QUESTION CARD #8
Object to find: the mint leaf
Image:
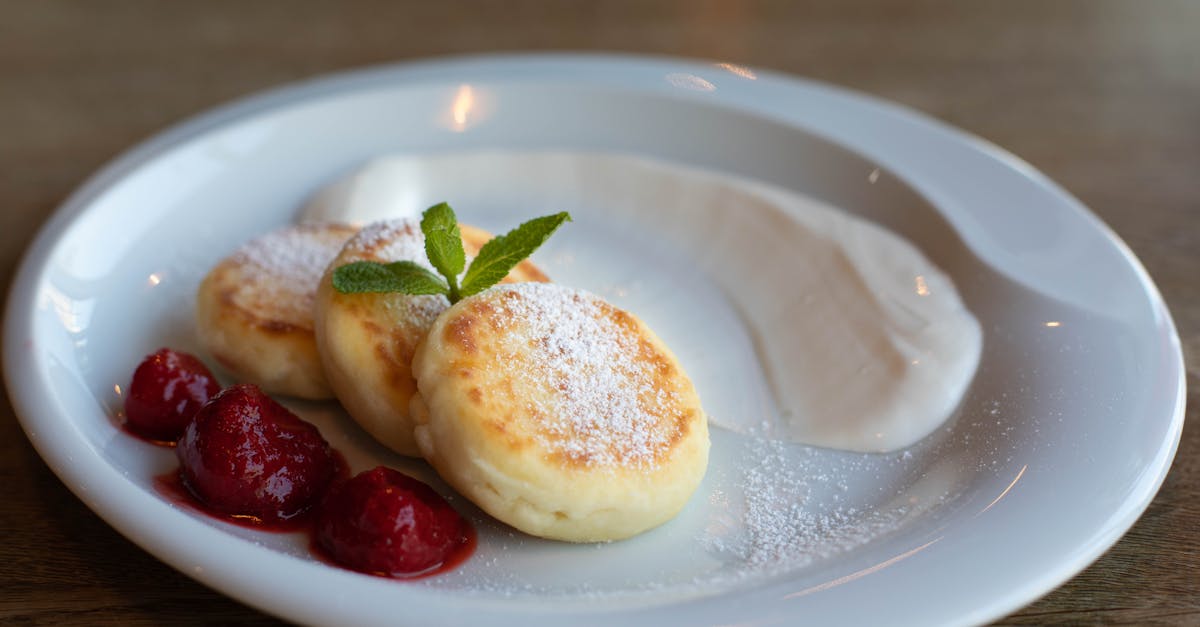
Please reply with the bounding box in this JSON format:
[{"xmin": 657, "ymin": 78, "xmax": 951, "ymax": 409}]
[
  {"xmin": 420, "ymin": 203, "xmax": 466, "ymax": 300},
  {"xmin": 332, "ymin": 260, "xmax": 449, "ymax": 295},
  {"xmin": 329, "ymin": 204, "xmax": 572, "ymax": 303},
  {"xmin": 460, "ymin": 212, "xmax": 571, "ymax": 298}
]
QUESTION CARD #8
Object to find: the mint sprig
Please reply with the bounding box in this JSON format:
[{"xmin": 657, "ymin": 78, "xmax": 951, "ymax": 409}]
[
  {"xmin": 331, "ymin": 203, "xmax": 571, "ymax": 304},
  {"xmin": 331, "ymin": 260, "xmax": 448, "ymax": 295},
  {"xmin": 458, "ymin": 212, "xmax": 571, "ymax": 298},
  {"xmin": 420, "ymin": 202, "xmax": 466, "ymax": 302}
]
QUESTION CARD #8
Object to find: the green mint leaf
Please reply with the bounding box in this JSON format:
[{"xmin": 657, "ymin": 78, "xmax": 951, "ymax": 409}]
[
  {"xmin": 331, "ymin": 260, "xmax": 449, "ymax": 295},
  {"xmin": 460, "ymin": 211, "xmax": 572, "ymax": 298},
  {"xmin": 420, "ymin": 202, "xmax": 466, "ymax": 299}
]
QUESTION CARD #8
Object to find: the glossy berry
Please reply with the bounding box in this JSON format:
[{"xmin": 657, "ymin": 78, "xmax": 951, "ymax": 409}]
[
  {"xmin": 316, "ymin": 467, "xmax": 469, "ymax": 577},
  {"xmin": 176, "ymin": 384, "xmax": 335, "ymax": 524},
  {"xmin": 124, "ymin": 348, "xmax": 221, "ymax": 442}
]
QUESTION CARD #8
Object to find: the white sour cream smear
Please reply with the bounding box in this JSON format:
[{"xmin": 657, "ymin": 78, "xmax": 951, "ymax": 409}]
[{"xmin": 302, "ymin": 152, "xmax": 982, "ymax": 453}]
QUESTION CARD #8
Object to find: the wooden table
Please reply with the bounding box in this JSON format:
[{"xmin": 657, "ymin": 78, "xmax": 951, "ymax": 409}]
[{"xmin": 1, "ymin": 1, "xmax": 1195, "ymax": 624}]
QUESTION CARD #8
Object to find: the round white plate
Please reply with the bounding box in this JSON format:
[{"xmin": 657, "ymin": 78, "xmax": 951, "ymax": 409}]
[{"xmin": 3, "ymin": 54, "xmax": 1185, "ymax": 626}]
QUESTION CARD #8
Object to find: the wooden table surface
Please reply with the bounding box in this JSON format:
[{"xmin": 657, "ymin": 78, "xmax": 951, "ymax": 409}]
[{"xmin": 1, "ymin": 1, "xmax": 1196, "ymax": 624}]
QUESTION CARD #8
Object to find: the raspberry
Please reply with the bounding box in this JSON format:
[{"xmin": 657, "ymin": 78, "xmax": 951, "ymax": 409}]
[
  {"xmin": 124, "ymin": 348, "xmax": 221, "ymax": 442},
  {"xmin": 176, "ymin": 384, "xmax": 335, "ymax": 524},
  {"xmin": 316, "ymin": 467, "xmax": 469, "ymax": 576}
]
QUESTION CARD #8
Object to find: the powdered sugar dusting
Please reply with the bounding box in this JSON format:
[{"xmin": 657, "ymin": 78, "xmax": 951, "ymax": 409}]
[
  {"xmin": 383, "ymin": 292, "xmax": 447, "ymax": 332},
  {"xmin": 342, "ymin": 218, "xmax": 448, "ymax": 325},
  {"xmin": 487, "ymin": 283, "xmax": 685, "ymax": 470},
  {"xmin": 233, "ymin": 225, "xmax": 348, "ymax": 287},
  {"xmin": 700, "ymin": 438, "xmax": 915, "ymax": 576},
  {"xmin": 430, "ymin": 431, "xmax": 953, "ymax": 599},
  {"xmin": 229, "ymin": 224, "xmax": 354, "ymax": 322},
  {"xmin": 343, "ymin": 219, "xmax": 434, "ymax": 271}
]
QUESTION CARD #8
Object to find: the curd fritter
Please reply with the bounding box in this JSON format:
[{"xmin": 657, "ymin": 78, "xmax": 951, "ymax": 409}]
[
  {"xmin": 314, "ymin": 219, "xmax": 546, "ymax": 456},
  {"xmin": 195, "ymin": 222, "xmax": 357, "ymax": 399},
  {"xmin": 410, "ymin": 283, "xmax": 709, "ymax": 542}
]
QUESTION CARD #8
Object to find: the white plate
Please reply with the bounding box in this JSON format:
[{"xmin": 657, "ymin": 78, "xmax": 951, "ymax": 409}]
[{"xmin": 3, "ymin": 54, "xmax": 1185, "ymax": 626}]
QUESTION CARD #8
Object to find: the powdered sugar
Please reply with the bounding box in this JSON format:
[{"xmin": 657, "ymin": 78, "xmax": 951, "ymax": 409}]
[
  {"xmin": 343, "ymin": 218, "xmax": 449, "ymax": 324},
  {"xmin": 227, "ymin": 224, "xmax": 354, "ymax": 323},
  {"xmin": 383, "ymin": 291, "xmax": 448, "ymax": 332},
  {"xmin": 434, "ymin": 430, "xmax": 949, "ymax": 599},
  {"xmin": 485, "ymin": 283, "xmax": 683, "ymax": 470},
  {"xmin": 700, "ymin": 438, "xmax": 917, "ymax": 576},
  {"xmin": 342, "ymin": 218, "xmax": 433, "ymax": 270},
  {"xmin": 232, "ymin": 225, "xmax": 348, "ymax": 287}
]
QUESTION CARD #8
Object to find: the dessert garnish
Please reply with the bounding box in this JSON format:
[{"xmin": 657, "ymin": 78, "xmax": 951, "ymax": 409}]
[
  {"xmin": 330, "ymin": 202, "xmax": 569, "ymax": 303},
  {"xmin": 315, "ymin": 467, "xmax": 473, "ymax": 577},
  {"xmin": 124, "ymin": 348, "xmax": 221, "ymax": 443},
  {"xmin": 176, "ymin": 383, "xmax": 338, "ymax": 525},
  {"xmin": 121, "ymin": 349, "xmax": 478, "ymax": 575}
]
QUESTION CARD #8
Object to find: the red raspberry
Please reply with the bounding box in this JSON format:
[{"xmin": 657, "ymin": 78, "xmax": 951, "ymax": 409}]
[
  {"xmin": 124, "ymin": 348, "xmax": 221, "ymax": 442},
  {"xmin": 316, "ymin": 467, "xmax": 469, "ymax": 577},
  {"xmin": 176, "ymin": 384, "xmax": 335, "ymax": 524}
]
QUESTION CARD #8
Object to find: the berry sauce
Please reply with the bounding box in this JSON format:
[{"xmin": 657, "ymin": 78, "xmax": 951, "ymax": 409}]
[
  {"xmin": 123, "ymin": 347, "xmax": 221, "ymax": 443},
  {"xmin": 132, "ymin": 354, "xmax": 475, "ymax": 579},
  {"xmin": 313, "ymin": 467, "xmax": 476, "ymax": 578},
  {"xmin": 176, "ymin": 384, "xmax": 339, "ymax": 524}
]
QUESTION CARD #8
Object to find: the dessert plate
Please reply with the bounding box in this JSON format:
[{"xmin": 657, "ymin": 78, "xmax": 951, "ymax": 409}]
[{"xmin": 3, "ymin": 54, "xmax": 1185, "ymax": 626}]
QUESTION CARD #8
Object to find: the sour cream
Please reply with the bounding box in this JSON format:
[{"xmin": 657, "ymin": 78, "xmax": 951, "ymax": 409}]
[{"xmin": 301, "ymin": 152, "xmax": 982, "ymax": 453}]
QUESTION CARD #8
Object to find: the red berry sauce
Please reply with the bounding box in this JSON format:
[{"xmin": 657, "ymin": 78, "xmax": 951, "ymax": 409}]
[
  {"xmin": 154, "ymin": 450, "xmax": 348, "ymax": 532},
  {"xmin": 176, "ymin": 384, "xmax": 338, "ymax": 525},
  {"xmin": 124, "ymin": 348, "xmax": 221, "ymax": 443},
  {"xmin": 128, "ymin": 351, "xmax": 476, "ymax": 578},
  {"xmin": 314, "ymin": 467, "xmax": 475, "ymax": 578}
]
